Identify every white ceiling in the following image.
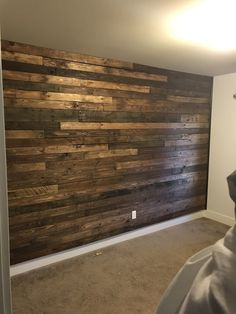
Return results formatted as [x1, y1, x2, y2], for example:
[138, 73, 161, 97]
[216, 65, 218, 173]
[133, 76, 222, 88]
[1, 0, 236, 76]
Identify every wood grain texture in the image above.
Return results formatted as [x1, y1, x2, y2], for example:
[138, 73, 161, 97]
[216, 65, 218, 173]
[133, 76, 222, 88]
[4, 89, 112, 104]
[8, 162, 46, 173]
[5, 130, 44, 139]
[3, 70, 151, 94]
[60, 122, 209, 130]
[1, 40, 213, 264]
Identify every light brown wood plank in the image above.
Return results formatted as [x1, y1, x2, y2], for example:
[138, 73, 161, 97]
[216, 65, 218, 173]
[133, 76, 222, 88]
[60, 122, 209, 130]
[7, 147, 44, 156]
[84, 148, 138, 160]
[45, 144, 108, 154]
[43, 58, 168, 82]
[5, 130, 44, 139]
[4, 89, 112, 104]
[8, 184, 58, 200]
[9, 162, 46, 172]
[3, 70, 150, 94]
[1, 51, 43, 65]
[4, 98, 210, 115]
[1, 40, 134, 69]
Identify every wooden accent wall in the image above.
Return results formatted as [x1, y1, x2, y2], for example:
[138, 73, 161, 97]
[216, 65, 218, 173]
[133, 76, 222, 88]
[1, 40, 213, 264]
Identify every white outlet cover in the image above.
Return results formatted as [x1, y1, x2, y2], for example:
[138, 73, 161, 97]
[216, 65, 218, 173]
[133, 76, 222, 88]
[132, 210, 136, 219]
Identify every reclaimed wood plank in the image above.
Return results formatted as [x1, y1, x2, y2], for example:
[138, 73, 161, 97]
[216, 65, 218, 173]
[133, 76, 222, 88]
[1, 40, 134, 69]
[8, 162, 46, 173]
[116, 155, 208, 170]
[167, 95, 209, 104]
[84, 148, 138, 160]
[8, 184, 58, 200]
[5, 130, 44, 139]
[60, 122, 209, 130]
[43, 58, 168, 82]
[4, 98, 105, 111]
[2, 70, 151, 94]
[1, 51, 43, 65]
[45, 144, 108, 154]
[4, 89, 112, 104]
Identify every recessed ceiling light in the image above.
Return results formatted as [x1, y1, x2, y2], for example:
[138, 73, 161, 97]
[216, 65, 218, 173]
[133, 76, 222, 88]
[169, 0, 236, 52]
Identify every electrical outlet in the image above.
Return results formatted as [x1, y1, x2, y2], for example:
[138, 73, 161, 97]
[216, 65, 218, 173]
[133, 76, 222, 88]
[132, 210, 136, 219]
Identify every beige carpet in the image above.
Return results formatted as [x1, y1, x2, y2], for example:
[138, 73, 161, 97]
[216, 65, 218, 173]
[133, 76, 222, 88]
[11, 218, 229, 314]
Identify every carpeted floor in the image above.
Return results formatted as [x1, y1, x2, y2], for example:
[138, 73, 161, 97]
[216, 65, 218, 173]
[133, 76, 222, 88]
[11, 218, 229, 314]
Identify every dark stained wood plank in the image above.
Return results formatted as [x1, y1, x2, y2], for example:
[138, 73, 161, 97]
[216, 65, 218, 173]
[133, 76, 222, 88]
[116, 155, 208, 170]
[167, 95, 209, 104]
[4, 97, 105, 111]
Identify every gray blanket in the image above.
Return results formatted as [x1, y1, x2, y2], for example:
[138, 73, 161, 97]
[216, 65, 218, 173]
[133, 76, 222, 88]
[157, 224, 236, 314]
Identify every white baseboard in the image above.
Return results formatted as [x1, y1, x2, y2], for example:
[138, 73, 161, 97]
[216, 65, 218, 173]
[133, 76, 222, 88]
[203, 210, 235, 226]
[10, 210, 204, 277]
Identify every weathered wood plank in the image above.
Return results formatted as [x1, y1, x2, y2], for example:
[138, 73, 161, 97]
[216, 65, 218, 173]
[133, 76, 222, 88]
[7, 144, 108, 155]
[113, 97, 210, 107]
[167, 95, 209, 104]
[3, 70, 151, 94]
[4, 98, 105, 111]
[116, 155, 208, 170]
[1, 40, 134, 69]
[6, 132, 207, 148]
[8, 184, 58, 200]
[4, 89, 112, 104]
[4, 107, 181, 123]
[104, 102, 210, 114]
[84, 148, 138, 160]
[7, 146, 44, 156]
[45, 144, 108, 154]
[60, 122, 209, 130]
[181, 114, 209, 123]
[5, 130, 44, 139]
[8, 162, 46, 173]
[43, 57, 168, 82]
[1, 51, 43, 65]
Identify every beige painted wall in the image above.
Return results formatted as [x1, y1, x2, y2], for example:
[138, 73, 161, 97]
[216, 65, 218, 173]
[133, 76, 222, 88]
[207, 73, 236, 220]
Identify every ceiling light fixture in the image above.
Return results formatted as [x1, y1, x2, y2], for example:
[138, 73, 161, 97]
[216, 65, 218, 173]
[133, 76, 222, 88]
[169, 0, 236, 52]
